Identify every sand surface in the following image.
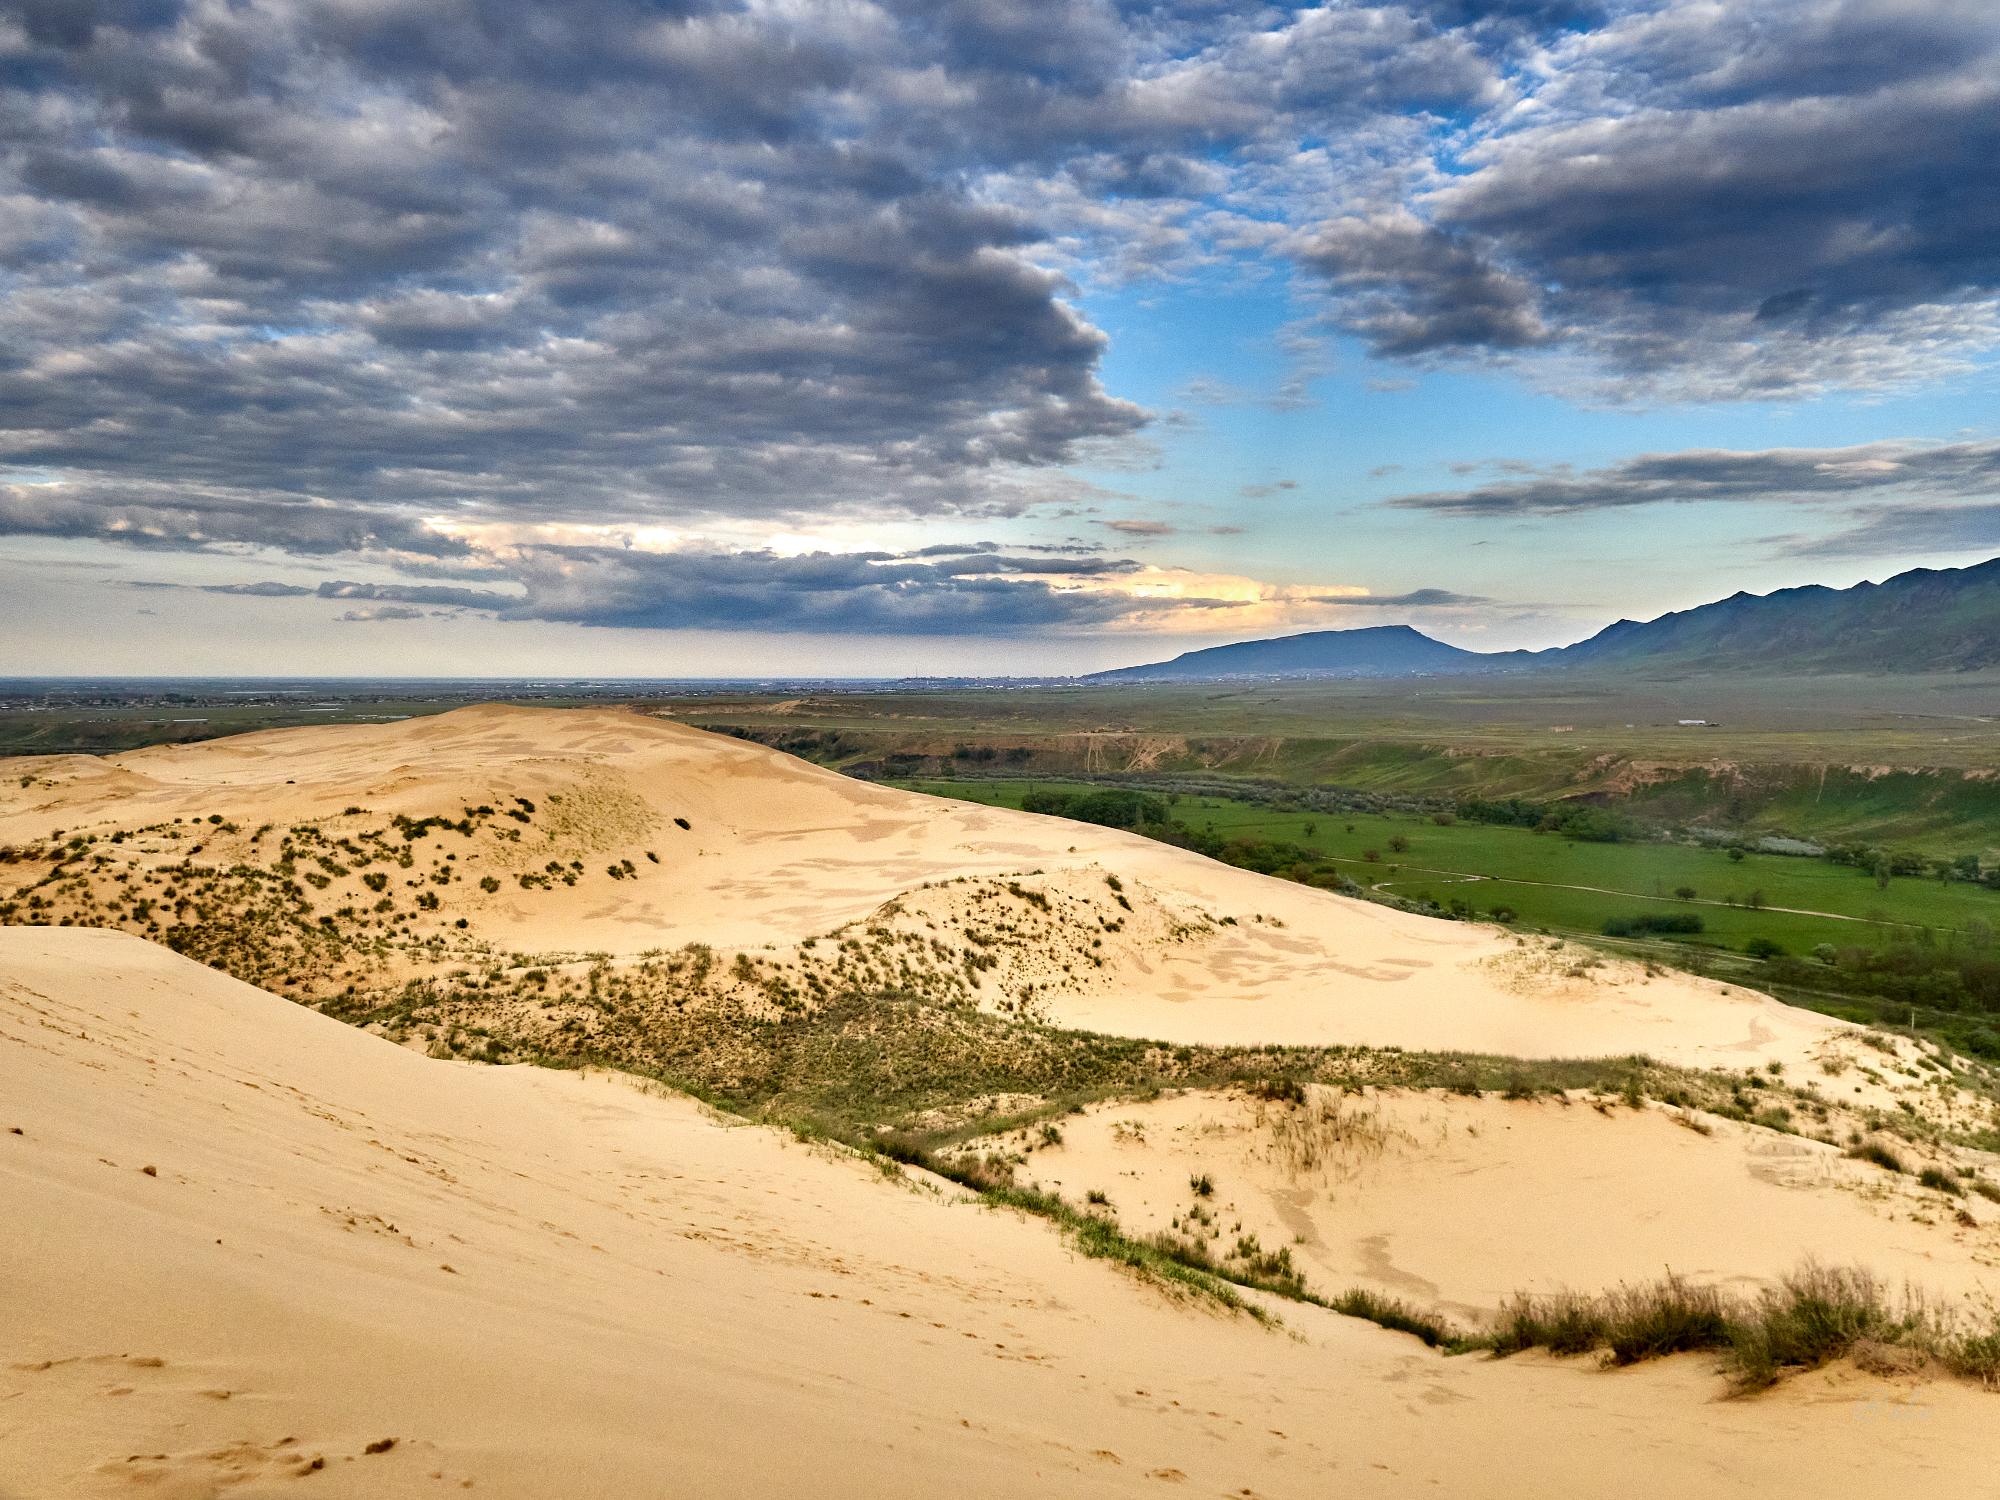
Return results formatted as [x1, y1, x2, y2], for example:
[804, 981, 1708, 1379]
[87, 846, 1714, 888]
[0, 705, 1853, 1074]
[962, 1088, 2000, 1323]
[5, 926, 1995, 1500]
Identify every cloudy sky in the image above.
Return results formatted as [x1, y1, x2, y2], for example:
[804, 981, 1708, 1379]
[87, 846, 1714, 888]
[1, 0, 1995, 677]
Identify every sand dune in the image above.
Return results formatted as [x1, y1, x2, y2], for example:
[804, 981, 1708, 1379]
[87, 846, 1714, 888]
[959, 1087, 2000, 1323]
[0, 704, 1853, 1074]
[5, 926, 1995, 1500]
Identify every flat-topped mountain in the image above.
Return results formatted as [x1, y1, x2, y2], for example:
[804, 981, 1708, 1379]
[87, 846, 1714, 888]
[1087, 623, 1492, 681]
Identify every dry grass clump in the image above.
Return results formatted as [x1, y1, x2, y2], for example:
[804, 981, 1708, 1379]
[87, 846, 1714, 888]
[1486, 1262, 2000, 1394]
[1845, 1139, 1907, 1173]
[1261, 1090, 1400, 1176]
[1492, 1273, 1729, 1365]
[1727, 1265, 1903, 1391]
[1328, 1289, 1460, 1350]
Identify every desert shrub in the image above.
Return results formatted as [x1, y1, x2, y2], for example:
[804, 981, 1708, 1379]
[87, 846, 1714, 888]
[1488, 1292, 1608, 1358]
[1600, 1274, 1733, 1364]
[1846, 1140, 1907, 1174]
[1248, 1077, 1307, 1106]
[1728, 1265, 1893, 1392]
[1918, 1166, 1963, 1195]
[1944, 1324, 2000, 1387]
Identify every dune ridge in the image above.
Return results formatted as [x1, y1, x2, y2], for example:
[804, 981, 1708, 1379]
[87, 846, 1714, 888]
[1, 703, 1857, 1072]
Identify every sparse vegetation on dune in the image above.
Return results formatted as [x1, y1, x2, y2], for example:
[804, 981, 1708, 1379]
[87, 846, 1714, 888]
[5, 707, 2000, 1402]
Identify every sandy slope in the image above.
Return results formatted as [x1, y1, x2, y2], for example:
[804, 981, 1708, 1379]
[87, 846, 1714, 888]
[0, 704, 1850, 1073]
[4, 927, 1994, 1500]
[960, 1088, 2000, 1322]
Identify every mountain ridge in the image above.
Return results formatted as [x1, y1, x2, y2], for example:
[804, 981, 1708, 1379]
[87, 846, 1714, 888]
[1089, 557, 2000, 681]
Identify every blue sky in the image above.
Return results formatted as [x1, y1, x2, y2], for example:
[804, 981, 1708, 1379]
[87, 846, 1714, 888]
[1, 0, 1995, 675]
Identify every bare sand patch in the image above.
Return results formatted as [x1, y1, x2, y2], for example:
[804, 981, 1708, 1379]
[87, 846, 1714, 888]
[956, 1087, 2000, 1326]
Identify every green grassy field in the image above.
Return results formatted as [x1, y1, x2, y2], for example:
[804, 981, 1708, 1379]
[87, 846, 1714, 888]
[675, 672, 2000, 852]
[897, 778, 2000, 960]
[680, 670, 2000, 766]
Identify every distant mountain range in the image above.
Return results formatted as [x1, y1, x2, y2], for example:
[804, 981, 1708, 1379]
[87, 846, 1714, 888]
[1088, 557, 2000, 681]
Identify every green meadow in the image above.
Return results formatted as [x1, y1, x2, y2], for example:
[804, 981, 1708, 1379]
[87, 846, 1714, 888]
[897, 778, 2000, 961]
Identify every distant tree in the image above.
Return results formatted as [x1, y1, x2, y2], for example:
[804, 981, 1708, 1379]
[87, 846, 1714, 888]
[1388, 834, 1410, 854]
[1727, 848, 1746, 863]
[1745, 937, 1786, 960]
[1673, 885, 1698, 900]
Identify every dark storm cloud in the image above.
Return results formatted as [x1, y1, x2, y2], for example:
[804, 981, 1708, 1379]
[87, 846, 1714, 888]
[0, 0, 1532, 546]
[1387, 440, 2000, 516]
[1772, 503, 2000, 561]
[1295, 1, 2000, 394]
[0, 482, 467, 555]
[5, 0, 1999, 607]
[134, 545, 1158, 635]
[1294, 213, 1548, 358]
[0, 0, 1172, 534]
[493, 545, 1143, 634]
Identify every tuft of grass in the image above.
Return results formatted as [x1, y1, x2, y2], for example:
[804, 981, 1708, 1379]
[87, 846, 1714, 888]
[1943, 1324, 2000, 1388]
[1329, 1288, 1462, 1350]
[1727, 1264, 1897, 1392]
[981, 1184, 1266, 1321]
[1918, 1166, 1963, 1196]
[1488, 1291, 1609, 1358]
[1846, 1140, 1907, 1174]
[1475, 1260, 2000, 1395]
[1599, 1274, 1733, 1365]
